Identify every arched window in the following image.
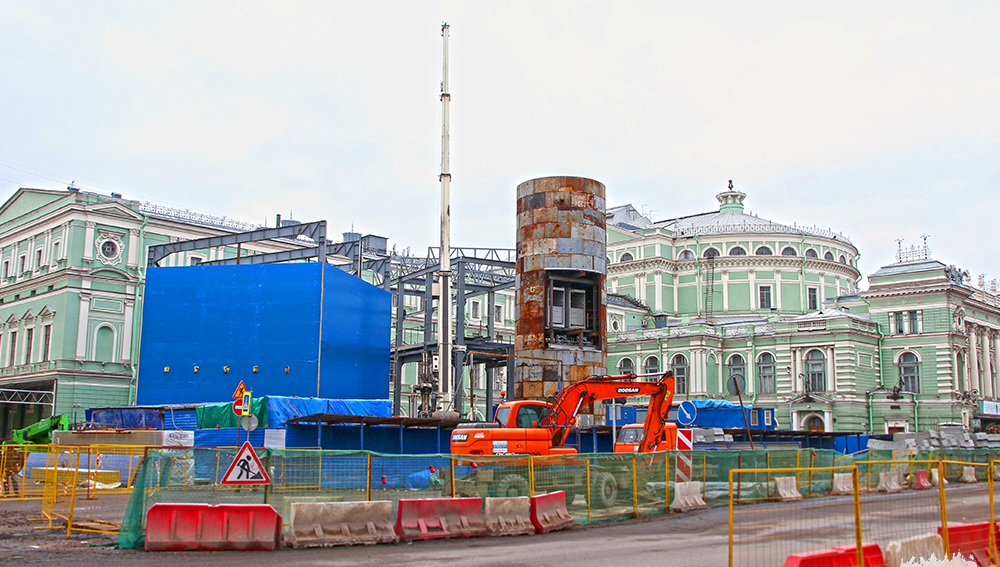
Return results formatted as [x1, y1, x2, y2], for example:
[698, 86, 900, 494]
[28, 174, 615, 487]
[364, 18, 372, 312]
[618, 357, 635, 375]
[727, 354, 746, 394]
[757, 353, 776, 394]
[805, 249, 818, 258]
[806, 349, 826, 392]
[782, 247, 797, 256]
[824, 251, 835, 261]
[729, 246, 746, 256]
[899, 352, 920, 393]
[804, 415, 825, 432]
[755, 246, 773, 256]
[839, 255, 847, 264]
[643, 355, 660, 376]
[94, 325, 115, 362]
[678, 250, 695, 261]
[619, 252, 634, 262]
[703, 248, 719, 258]
[671, 354, 688, 395]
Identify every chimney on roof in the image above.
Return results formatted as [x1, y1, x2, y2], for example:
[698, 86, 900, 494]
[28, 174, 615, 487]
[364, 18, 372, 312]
[111, 192, 122, 199]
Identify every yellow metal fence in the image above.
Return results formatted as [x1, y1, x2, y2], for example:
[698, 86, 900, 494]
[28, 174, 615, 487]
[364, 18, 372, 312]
[729, 458, 998, 567]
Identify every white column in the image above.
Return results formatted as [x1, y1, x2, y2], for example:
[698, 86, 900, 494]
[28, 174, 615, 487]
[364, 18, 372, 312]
[127, 229, 139, 269]
[824, 410, 832, 432]
[983, 329, 994, 398]
[82, 222, 95, 262]
[775, 272, 783, 310]
[993, 332, 1000, 400]
[953, 348, 961, 391]
[970, 324, 980, 394]
[76, 293, 91, 359]
[828, 346, 836, 392]
[121, 300, 134, 363]
[748, 269, 757, 311]
[653, 270, 662, 312]
[721, 270, 729, 312]
[819, 272, 827, 305]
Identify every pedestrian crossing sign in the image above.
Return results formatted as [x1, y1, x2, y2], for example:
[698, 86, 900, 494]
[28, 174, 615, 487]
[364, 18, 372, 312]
[220, 441, 271, 485]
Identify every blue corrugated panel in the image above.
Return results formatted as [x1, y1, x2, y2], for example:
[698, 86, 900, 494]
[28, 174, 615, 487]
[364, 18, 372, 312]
[194, 428, 266, 448]
[137, 263, 390, 406]
[161, 408, 198, 430]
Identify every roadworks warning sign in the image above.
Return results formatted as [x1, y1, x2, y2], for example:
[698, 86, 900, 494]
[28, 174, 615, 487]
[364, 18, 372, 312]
[221, 441, 271, 485]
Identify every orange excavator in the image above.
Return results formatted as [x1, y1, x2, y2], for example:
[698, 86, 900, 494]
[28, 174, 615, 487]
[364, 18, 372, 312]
[443, 372, 676, 506]
[450, 371, 676, 456]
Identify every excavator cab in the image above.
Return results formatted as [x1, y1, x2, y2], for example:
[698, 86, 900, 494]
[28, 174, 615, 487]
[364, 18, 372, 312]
[494, 401, 550, 428]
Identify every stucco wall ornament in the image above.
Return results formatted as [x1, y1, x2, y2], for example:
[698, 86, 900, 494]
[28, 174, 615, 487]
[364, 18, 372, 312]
[95, 231, 124, 266]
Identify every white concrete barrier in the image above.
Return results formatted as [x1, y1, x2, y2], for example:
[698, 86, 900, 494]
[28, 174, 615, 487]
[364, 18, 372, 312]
[878, 472, 903, 493]
[931, 468, 949, 486]
[884, 532, 944, 567]
[669, 481, 707, 512]
[960, 466, 979, 484]
[285, 501, 398, 548]
[774, 476, 802, 501]
[831, 473, 854, 495]
[484, 497, 533, 536]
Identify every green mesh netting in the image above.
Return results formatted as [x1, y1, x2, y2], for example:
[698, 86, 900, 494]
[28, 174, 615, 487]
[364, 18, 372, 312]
[117, 453, 150, 549]
[196, 398, 268, 429]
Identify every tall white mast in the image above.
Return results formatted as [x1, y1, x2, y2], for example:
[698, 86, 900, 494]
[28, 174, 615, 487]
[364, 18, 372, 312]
[437, 23, 452, 407]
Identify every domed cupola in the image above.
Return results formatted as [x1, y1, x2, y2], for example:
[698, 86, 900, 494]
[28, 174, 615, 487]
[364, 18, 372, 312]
[716, 180, 746, 214]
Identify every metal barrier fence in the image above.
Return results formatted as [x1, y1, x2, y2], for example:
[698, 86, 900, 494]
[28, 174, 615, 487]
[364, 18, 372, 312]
[729, 458, 998, 567]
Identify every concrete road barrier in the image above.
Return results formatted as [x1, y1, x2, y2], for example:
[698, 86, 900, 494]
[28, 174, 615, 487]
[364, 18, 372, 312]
[285, 501, 397, 548]
[395, 497, 488, 542]
[530, 491, 574, 534]
[484, 497, 533, 537]
[669, 481, 707, 512]
[931, 468, 949, 486]
[774, 477, 802, 501]
[831, 473, 853, 495]
[877, 472, 903, 493]
[960, 466, 979, 484]
[884, 533, 944, 567]
[145, 503, 280, 551]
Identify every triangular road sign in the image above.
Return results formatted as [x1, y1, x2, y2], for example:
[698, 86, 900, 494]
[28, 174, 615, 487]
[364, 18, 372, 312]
[220, 441, 271, 485]
[232, 380, 247, 400]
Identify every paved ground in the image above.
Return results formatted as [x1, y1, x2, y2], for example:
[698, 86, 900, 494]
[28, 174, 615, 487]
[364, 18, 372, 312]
[0, 498, 730, 567]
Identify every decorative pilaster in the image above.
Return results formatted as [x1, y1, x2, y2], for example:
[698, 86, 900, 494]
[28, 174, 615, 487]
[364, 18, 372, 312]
[969, 324, 980, 394]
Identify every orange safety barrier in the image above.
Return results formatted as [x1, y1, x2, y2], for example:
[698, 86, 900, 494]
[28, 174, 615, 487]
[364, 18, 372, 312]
[938, 522, 998, 567]
[784, 544, 884, 567]
[911, 469, 932, 490]
[834, 544, 886, 566]
[529, 490, 575, 534]
[394, 497, 488, 543]
[144, 503, 281, 551]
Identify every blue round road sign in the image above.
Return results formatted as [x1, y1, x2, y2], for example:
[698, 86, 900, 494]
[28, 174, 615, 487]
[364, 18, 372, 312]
[677, 400, 697, 426]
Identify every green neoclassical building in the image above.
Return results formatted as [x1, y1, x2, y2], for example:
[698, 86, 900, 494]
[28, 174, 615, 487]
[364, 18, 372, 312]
[605, 186, 1000, 434]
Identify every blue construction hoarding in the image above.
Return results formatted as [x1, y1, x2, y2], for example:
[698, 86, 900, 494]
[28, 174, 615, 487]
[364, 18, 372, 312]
[137, 263, 390, 405]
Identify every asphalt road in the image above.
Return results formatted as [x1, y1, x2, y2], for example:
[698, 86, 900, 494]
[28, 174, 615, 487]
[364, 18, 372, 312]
[1, 498, 730, 567]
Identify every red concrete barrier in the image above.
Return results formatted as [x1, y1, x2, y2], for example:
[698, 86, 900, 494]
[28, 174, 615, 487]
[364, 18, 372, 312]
[394, 497, 487, 542]
[912, 470, 932, 490]
[834, 544, 886, 566]
[145, 503, 281, 551]
[938, 522, 998, 567]
[784, 544, 884, 567]
[530, 490, 575, 534]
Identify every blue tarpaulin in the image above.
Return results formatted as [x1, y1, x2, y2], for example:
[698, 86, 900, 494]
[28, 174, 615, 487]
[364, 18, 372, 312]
[267, 396, 391, 426]
[690, 400, 753, 410]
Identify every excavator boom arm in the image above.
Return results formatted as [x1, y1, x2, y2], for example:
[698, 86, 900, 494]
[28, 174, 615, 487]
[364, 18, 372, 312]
[539, 372, 675, 448]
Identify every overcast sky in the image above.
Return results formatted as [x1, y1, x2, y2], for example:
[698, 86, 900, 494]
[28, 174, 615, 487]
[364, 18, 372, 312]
[1, 1, 997, 288]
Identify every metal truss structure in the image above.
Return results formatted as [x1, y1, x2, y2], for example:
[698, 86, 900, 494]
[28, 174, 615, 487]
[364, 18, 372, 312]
[0, 387, 54, 408]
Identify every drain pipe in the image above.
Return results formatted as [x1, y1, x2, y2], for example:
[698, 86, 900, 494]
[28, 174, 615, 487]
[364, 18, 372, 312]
[129, 213, 150, 405]
[859, 294, 885, 433]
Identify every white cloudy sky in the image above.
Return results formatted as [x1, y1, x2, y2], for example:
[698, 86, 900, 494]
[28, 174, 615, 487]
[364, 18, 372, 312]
[0, 1, 997, 287]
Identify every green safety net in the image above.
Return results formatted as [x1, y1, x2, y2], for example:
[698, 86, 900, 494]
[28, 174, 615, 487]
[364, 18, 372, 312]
[117, 453, 151, 549]
[196, 397, 268, 429]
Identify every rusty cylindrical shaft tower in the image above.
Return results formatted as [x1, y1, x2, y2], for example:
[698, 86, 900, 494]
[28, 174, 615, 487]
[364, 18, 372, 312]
[515, 176, 607, 422]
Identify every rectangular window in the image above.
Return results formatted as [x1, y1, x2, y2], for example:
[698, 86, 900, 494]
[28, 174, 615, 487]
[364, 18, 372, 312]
[42, 325, 51, 362]
[8, 331, 16, 367]
[808, 287, 818, 310]
[546, 273, 600, 348]
[24, 328, 33, 364]
[34, 249, 42, 270]
[52, 241, 60, 262]
[18, 255, 25, 274]
[494, 304, 503, 323]
[189, 256, 202, 266]
[908, 311, 919, 334]
[750, 411, 759, 427]
[895, 312, 905, 335]
[759, 285, 772, 309]
[757, 364, 776, 394]
[470, 300, 480, 320]
[764, 411, 773, 427]
[2, 260, 7, 279]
